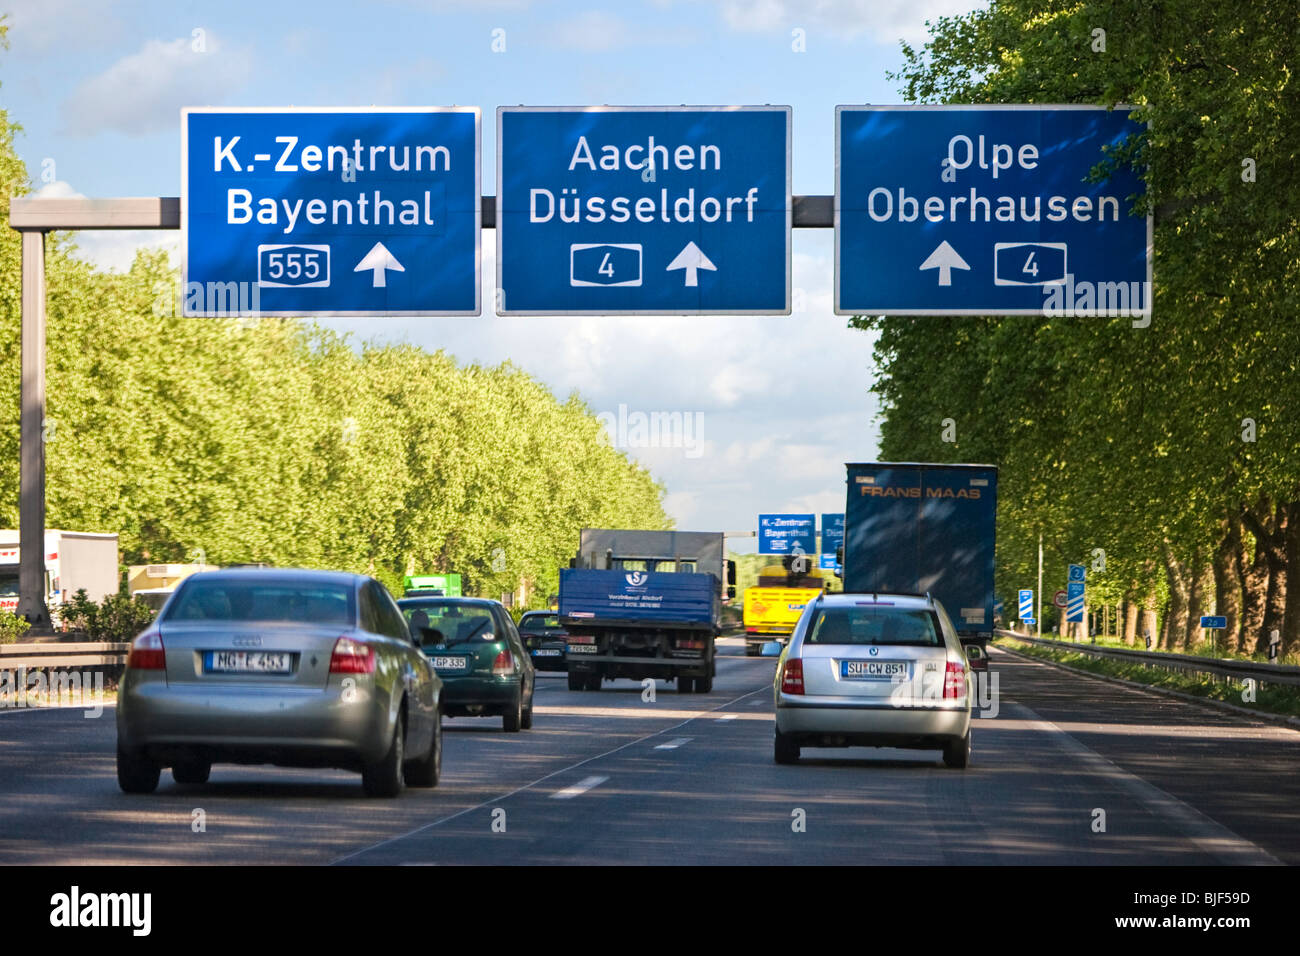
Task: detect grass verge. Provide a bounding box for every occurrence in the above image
[994,636,1300,721]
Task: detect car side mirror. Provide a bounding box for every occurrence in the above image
[760,640,783,657]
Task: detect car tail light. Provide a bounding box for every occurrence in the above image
[127,631,165,670]
[675,637,704,649]
[780,658,804,695]
[329,637,375,674]
[492,648,514,675]
[567,634,595,644]
[944,661,968,699]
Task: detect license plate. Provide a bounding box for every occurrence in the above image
[205,651,291,674]
[431,656,469,670]
[568,644,598,654]
[841,659,909,680]
[532,648,562,657]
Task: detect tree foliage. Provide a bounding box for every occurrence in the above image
[858,0,1299,652]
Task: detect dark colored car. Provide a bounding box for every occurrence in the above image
[117,568,443,798]
[398,597,535,731]
[517,610,569,672]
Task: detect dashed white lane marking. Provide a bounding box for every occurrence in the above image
[748,699,765,707]
[550,775,609,800]
[717,714,738,722]
[654,737,693,750]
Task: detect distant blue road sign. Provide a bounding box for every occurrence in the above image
[1068,564,1086,582]
[820,513,845,556]
[183,107,480,316]
[1018,589,1034,619]
[1200,616,1227,630]
[1066,580,1086,623]
[1023,618,1036,626]
[758,514,815,555]
[818,554,840,572]
[836,106,1150,316]
[497,106,791,315]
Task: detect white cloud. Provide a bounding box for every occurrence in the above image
[3,0,125,51]
[545,10,698,51]
[60,34,253,136]
[717,0,986,45]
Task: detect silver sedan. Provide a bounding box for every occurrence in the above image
[116,568,442,797]
[773,592,972,768]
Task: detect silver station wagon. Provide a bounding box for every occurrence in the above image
[116,568,443,797]
[773,592,972,768]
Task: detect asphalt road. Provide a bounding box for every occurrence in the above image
[1,639,1296,865]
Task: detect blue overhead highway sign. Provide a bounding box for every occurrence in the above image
[497,106,791,315]
[758,514,815,555]
[836,105,1150,316]
[183,107,480,317]
[820,513,845,557]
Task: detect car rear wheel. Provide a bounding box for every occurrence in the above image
[567,670,585,691]
[362,716,406,797]
[677,675,695,693]
[696,674,713,693]
[745,645,759,657]
[172,759,211,785]
[585,672,601,691]
[774,728,800,765]
[503,686,523,732]
[520,686,534,729]
[406,711,442,788]
[117,747,161,794]
[943,730,972,769]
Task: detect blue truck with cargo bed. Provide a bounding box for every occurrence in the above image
[559,529,735,694]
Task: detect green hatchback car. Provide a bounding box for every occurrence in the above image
[398,597,535,732]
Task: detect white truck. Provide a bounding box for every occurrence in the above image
[0,530,120,618]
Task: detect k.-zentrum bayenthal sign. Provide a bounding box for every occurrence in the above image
[836,105,1151,317]
[183,107,480,316]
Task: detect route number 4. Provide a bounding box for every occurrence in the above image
[599,253,615,278]
[1022,251,1038,277]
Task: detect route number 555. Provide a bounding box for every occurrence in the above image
[258,244,332,288]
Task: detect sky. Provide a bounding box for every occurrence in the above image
[0,0,984,551]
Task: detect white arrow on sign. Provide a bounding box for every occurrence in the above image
[919,240,970,286]
[666,241,716,287]
[353,242,405,288]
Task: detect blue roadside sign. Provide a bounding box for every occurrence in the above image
[183,107,480,316]
[836,105,1150,316]
[1068,563,1087,582]
[758,514,816,555]
[1200,616,1227,629]
[1018,589,1033,619]
[497,106,791,315]
[1066,580,1086,623]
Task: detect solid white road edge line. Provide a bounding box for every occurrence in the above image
[1003,699,1281,866]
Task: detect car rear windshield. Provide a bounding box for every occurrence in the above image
[805,606,943,646]
[401,602,496,645]
[522,614,560,629]
[164,579,355,626]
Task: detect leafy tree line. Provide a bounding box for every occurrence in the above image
[0,122,670,607]
[854,0,1299,656]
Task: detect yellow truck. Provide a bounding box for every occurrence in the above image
[742,575,825,656]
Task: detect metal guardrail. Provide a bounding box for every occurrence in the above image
[0,641,128,671]
[995,630,1300,688]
